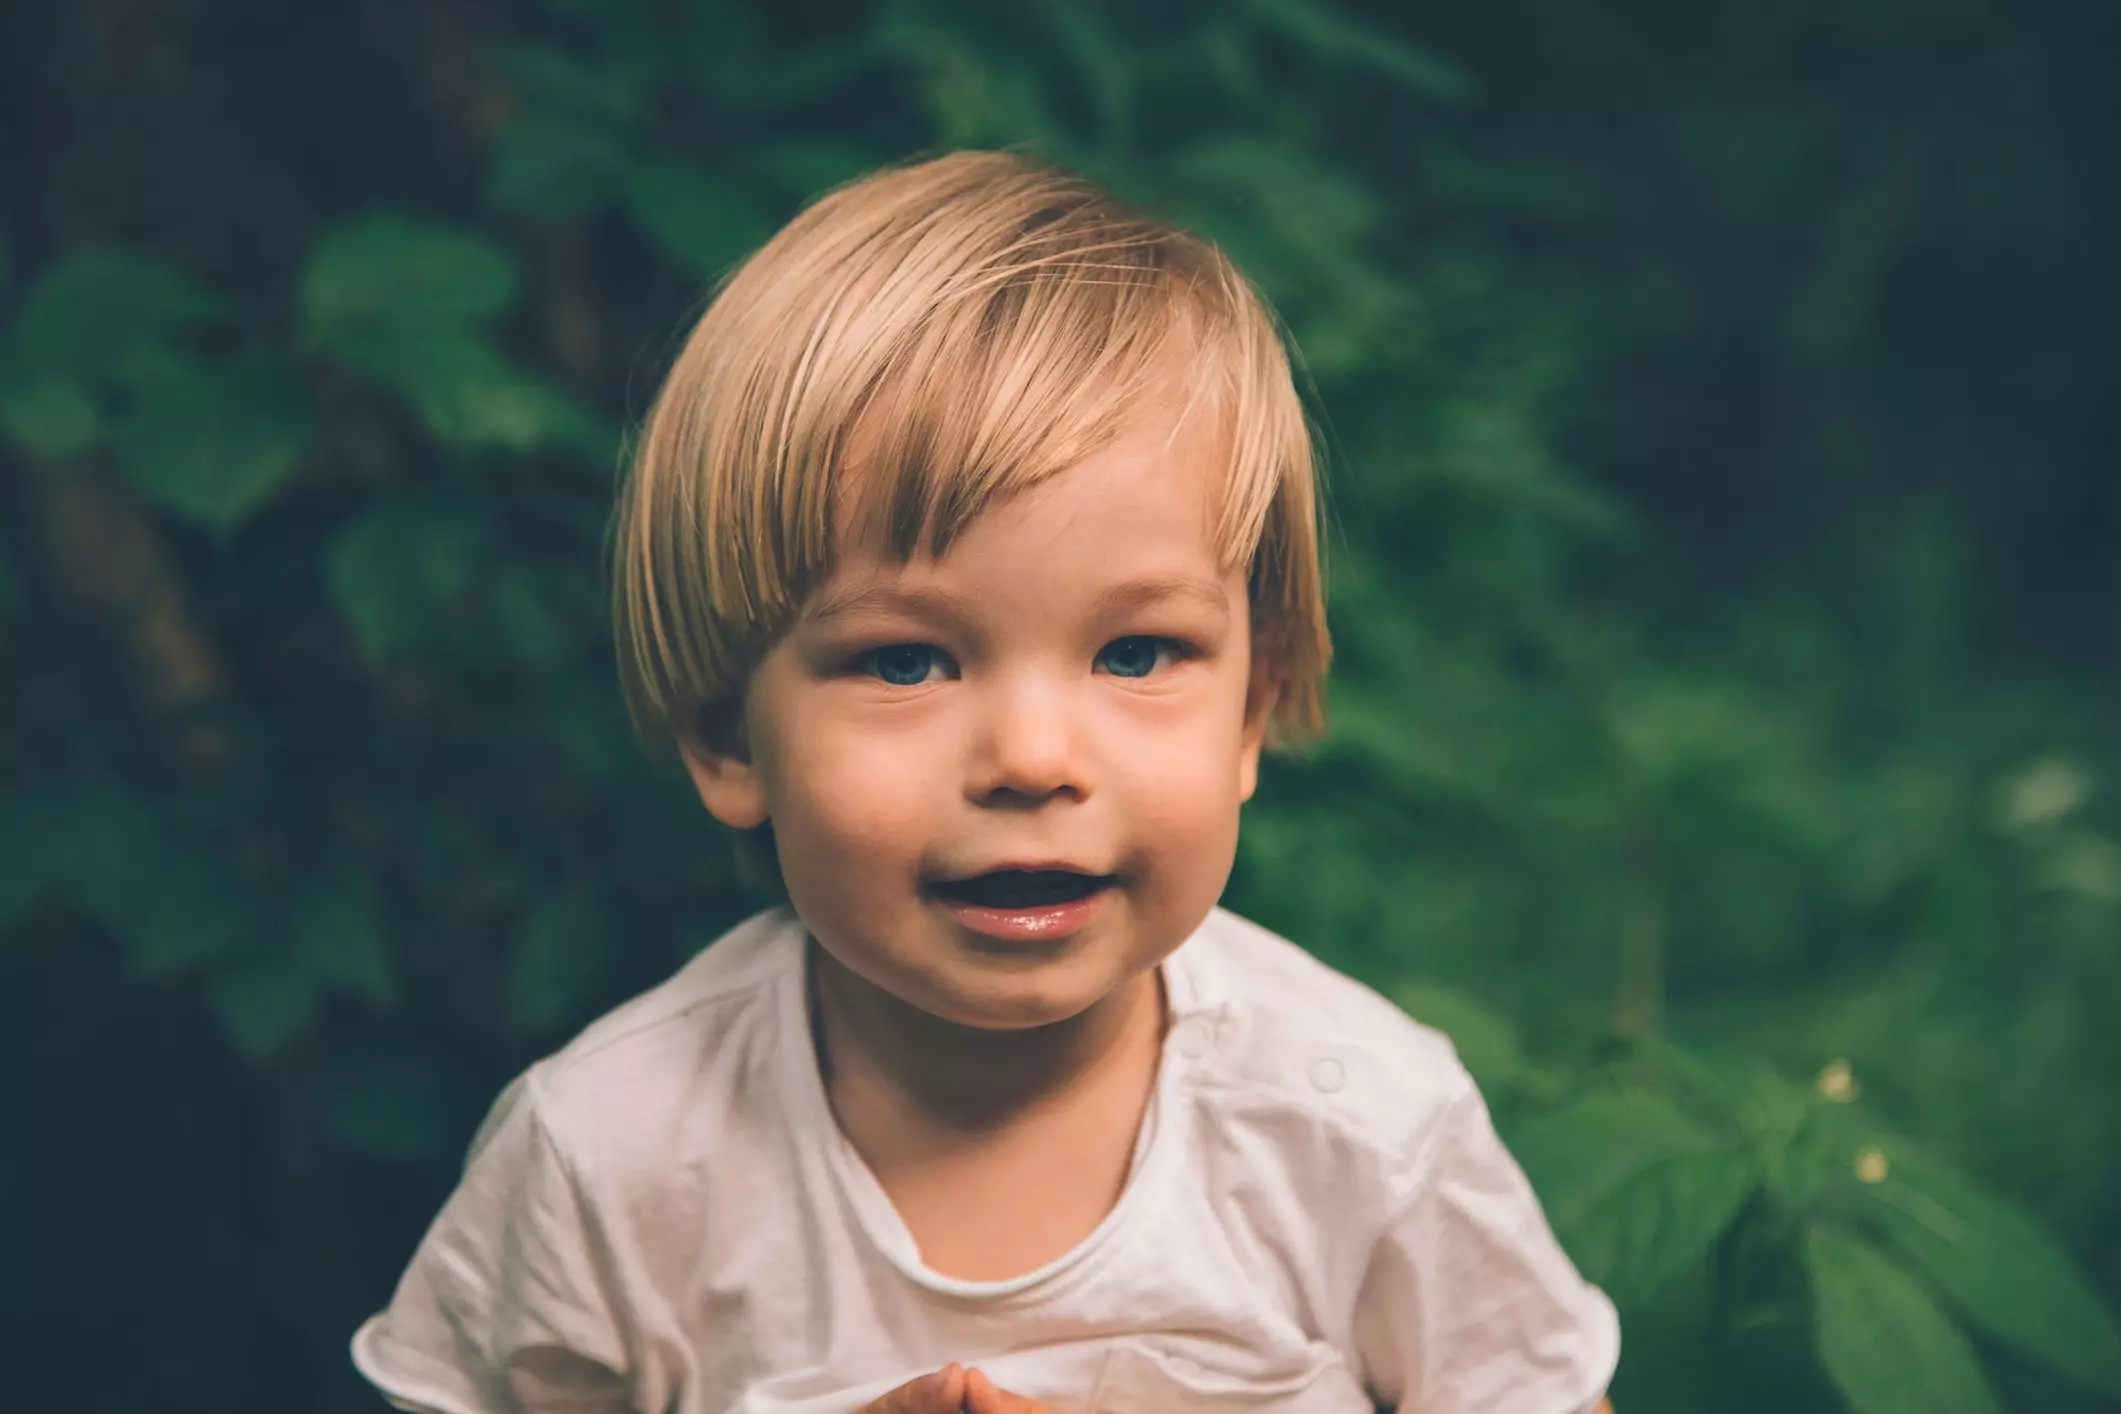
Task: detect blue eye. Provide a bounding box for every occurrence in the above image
[1097,636,1177,679]
[866,644,941,685]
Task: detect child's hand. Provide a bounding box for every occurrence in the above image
[855,1361,1062,1414]
[961,1366,1061,1414]
[859,1363,968,1413]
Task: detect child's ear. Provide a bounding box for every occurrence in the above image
[679,702,770,830]
[1238,662,1282,803]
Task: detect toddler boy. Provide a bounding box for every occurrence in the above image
[353,150,1619,1413]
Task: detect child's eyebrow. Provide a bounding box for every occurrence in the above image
[804,572,1229,627]
[1091,572,1230,619]
[803,581,973,626]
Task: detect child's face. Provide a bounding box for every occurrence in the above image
[684,394,1275,1032]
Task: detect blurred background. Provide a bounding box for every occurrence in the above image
[2,0,2117,1410]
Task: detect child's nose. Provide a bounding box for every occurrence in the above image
[964,680,1087,805]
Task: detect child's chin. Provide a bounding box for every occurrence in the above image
[939,993,1097,1033]
[929,974,1120,1033]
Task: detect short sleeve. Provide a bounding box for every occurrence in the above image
[1352,1080,1620,1414]
[351,1071,636,1413]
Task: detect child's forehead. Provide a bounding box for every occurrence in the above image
[826,376,1237,568]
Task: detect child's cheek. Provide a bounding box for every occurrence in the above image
[781,714,942,857]
[1123,732,1245,855]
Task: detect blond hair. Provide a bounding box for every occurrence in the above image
[613,149,1330,754]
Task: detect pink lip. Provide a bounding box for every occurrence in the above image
[936,887,1110,943]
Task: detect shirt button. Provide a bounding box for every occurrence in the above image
[1175,1018,1215,1058]
[1309,1056,1346,1093]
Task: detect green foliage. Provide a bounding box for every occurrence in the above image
[0,370,97,459]
[504,884,618,1038]
[207,950,326,1063]
[113,353,310,529]
[8,249,224,379]
[1511,1092,1758,1307]
[1390,981,1534,1095]
[300,214,607,457]
[488,111,633,217]
[290,863,398,1012]
[1809,1227,2002,1414]
[3,1,2117,1410]
[36,779,266,980]
[1861,1144,2121,1395]
[300,215,518,331]
[320,1035,469,1165]
[621,161,773,277]
[1239,0,1474,101]
[326,493,494,663]
[0,790,48,933]
[0,249,318,535]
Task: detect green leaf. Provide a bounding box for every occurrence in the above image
[1319,680,1510,808]
[1239,0,1474,101]
[0,370,98,459]
[320,1036,465,1165]
[113,354,309,529]
[7,250,224,381]
[540,679,645,789]
[206,951,324,1063]
[1425,403,1630,535]
[487,113,631,218]
[873,17,1062,149]
[504,885,613,1038]
[299,213,516,340]
[1033,0,1134,140]
[488,559,582,671]
[622,160,772,277]
[491,40,654,132]
[38,782,264,979]
[1807,1226,2001,1414]
[1861,1145,2121,1394]
[2036,830,2121,902]
[1510,1093,1757,1304]
[39,779,162,893]
[327,494,493,663]
[380,338,589,452]
[0,790,56,932]
[113,853,266,980]
[1198,21,1259,99]
[298,214,595,456]
[322,325,608,456]
[1390,981,1525,1091]
[290,862,396,1009]
[1170,139,1381,280]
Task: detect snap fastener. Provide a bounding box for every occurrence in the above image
[1176,1018,1215,1058]
[1309,1056,1346,1093]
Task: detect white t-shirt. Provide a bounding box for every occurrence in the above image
[353,907,1619,1414]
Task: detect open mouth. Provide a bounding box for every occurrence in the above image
[928,869,1114,910]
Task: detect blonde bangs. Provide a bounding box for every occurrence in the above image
[613,150,1329,751]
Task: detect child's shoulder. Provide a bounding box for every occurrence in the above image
[509,907,805,1167]
[1175,908,1477,1179]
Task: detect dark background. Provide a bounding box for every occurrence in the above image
[2,1,2117,1410]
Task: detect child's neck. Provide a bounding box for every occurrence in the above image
[805,940,1169,1280]
[805,938,1166,1134]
